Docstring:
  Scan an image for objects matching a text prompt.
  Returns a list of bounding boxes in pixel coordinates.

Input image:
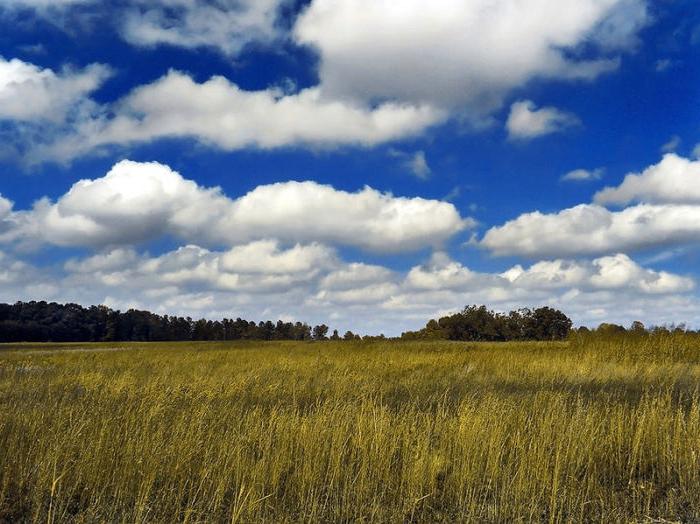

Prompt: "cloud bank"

[0,159,469,252]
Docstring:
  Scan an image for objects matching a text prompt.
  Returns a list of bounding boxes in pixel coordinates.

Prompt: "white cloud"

[661,134,681,153]
[2,238,697,335]
[120,0,287,55]
[0,0,89,8]
[2,0,285,57]
[506,100,580,140]
[483,154,700,258]
[38,70,444,162]
[407,151,431,179]
[405,251,488,291]
[503,254,693,294]
[0,1,650,163]
[61,242,336,299]
[595,154,700,205]
[320,263,394,291]
[1,0,651,163]
[2,159,470,253]
[294,0,644,117]
[407,252,692,296]
[694,143,700,159]
[561,168,604,182]
[0,56,109,122]
[389,149,432,179]
[481,202,700,258]
[219,240,335,275]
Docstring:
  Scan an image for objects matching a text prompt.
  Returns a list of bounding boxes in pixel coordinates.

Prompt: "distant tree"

[312,324,329,340]
[630,321,646,334]
[330,329,340,340]
[343,330,355,340]
[596,323,626,335]
[529,307,572,340]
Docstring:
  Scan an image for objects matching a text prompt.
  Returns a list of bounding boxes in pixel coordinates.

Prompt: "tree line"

[400,305,573,341]
[0,301,579,343]
[0,301,362,343]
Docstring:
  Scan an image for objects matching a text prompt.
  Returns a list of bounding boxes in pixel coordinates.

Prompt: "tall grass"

[1,335,700,522]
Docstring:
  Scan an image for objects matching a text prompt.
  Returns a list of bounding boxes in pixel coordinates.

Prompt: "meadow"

[2,334,700,523]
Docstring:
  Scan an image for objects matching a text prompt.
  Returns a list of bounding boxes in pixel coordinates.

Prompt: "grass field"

[2,334,700,523]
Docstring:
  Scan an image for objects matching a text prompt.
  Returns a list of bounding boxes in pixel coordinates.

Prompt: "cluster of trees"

[0,301,362,343]
[576,321,691,336]
[0,301,581,344]
[401,305,573,341]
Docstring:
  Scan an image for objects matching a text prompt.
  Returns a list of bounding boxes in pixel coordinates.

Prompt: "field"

[2,335,700,523]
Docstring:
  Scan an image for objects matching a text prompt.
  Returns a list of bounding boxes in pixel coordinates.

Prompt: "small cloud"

[642,248,686,265]
[407,151,431,179]
[443,186,461,202]
[654,59,674,72]
[17,43,46,55]
[692,24,700,46]
[692,143,700,159]
[661,135,681,153]
[389,149,431,180]
[506,100,580,140]
[561,168,604,182]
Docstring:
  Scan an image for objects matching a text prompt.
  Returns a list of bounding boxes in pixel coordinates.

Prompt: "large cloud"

[481,202,700,258]
[295,0,647,117]
[0,57,109,122]
[595,153,700,205]
[483,154,700,258]
[2,159,469,253]
[65,242,337,294]
[37,70,444,163]
[31,246,693,334]
[2,0,651,162]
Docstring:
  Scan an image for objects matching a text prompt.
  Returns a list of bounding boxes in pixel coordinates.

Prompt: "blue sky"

[0,0,699,335]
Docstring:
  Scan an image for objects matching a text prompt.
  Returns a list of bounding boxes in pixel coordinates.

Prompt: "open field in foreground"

[2,335,700,523]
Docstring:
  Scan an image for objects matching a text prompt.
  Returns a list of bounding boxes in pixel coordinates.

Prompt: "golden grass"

[1,335,700,522]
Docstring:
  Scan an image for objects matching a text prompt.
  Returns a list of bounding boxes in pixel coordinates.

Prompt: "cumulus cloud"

[481,202,700,258]
[1,0,651,162]
[92,242,335,293]
[37,70,443,162]
[1,159,470,253]
[561,168,604,182]
[502,254,693,294]
[295,0,644,118]
[405,252,491,291]
[595,153,700,205]
[506,100,580,140]
[120,0,287,55]
[0,56,109,122]
[482,154,700,258]
[34,245,689,334]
